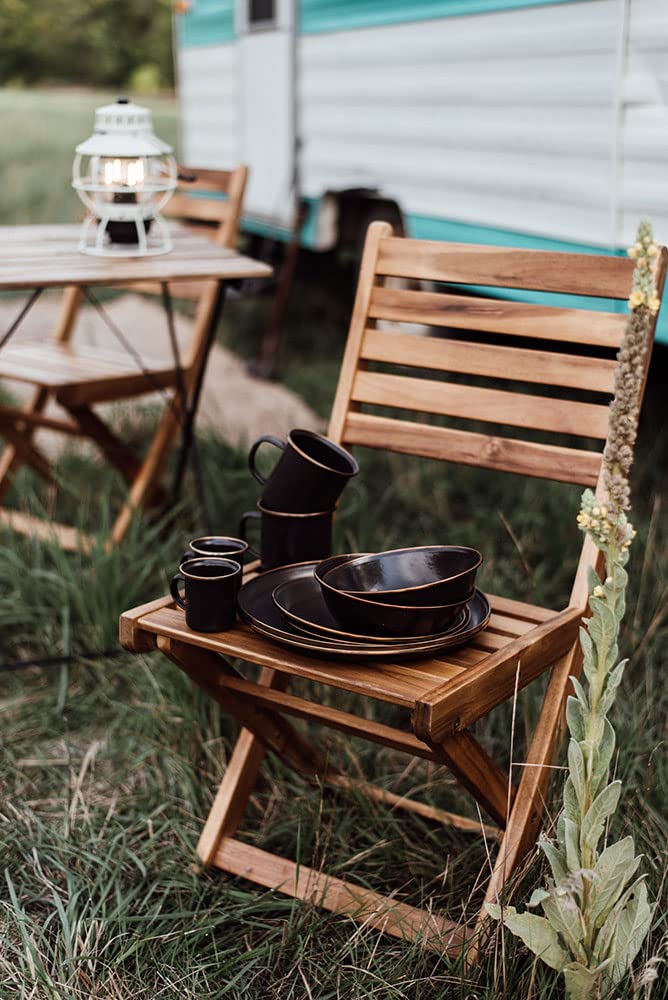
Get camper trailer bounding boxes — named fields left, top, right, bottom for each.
left=174, top=0, right=668, bottom=340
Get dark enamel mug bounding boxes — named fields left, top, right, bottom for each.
left=180, top=535, right=248, bottom=568
left=248, top=429, right=358, bottom=513
left=170, top=557, right=241, bottom=633
left=239, top=502, right=333, bottom=571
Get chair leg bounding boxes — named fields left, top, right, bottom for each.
left=0, top=288, right=82, bottom=504
left=438, top=730, right=515, bottom=828
left=156, top=636, right=336, bottom=782
left=197, top=667, right=288, bottom=865
left=109, top=399, right=181, bottom=547
left=474, top=641, right=581, bottom=940
left=0, top=387, right=51, bottom=502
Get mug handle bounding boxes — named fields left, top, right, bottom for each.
left=248, top=434, right=286, bottom=486
left=238, top=510, right=261, bottom=560
left=170, top=572, right=187, bottom=610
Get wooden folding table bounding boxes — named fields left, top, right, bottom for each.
left=0, top=223, right=271, bottom=548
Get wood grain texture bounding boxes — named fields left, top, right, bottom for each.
left=328, top=221, right=392, bottom=444
left=342, top=412, right=602, bottom=486
left=361, top=327, right=617, bottom=393
left=157, top=637, right=334, bottom=782
left=196, top=666, right=287, bottom=864
left=376, top=238, right=635, bottom=299
left=438, top=730, right=515, bottom=827
left=0, top=226, right=270, bottom=289
left=351, top=370, right=610, bottom=439
left=214, top=836, right=468, bottom=952
left=207, top=671, right=443, bottom=762
left=368, top=286, right=627, bottom=347
left=413, top=607, right=582, bottom=743
left=477, top=641, right=581, bottom=933
left=136, top=605, right=467, bottom=706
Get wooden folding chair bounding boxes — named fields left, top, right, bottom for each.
left=0, top=165, right=248, bottom=550
left=120, top=222, right=666, bottom=954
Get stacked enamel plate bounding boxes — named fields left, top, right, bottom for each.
left=237, top=546, right=490, bottom=660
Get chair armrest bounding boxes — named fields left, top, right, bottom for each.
left=412, top=605, right=582, bottom=744
left=119, top=594, right=173, bottom=653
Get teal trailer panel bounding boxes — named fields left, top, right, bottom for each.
left=300, top=0, right=587, bottom=34
left=178, top=0, right=235, bottom=46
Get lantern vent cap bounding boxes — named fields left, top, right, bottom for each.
left=75, top=97, right=173, bottom=157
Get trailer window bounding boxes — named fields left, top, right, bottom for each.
left=248, top=0, right=275, bottom=28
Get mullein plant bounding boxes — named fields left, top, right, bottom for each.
left=488, top=220, right=661, bottom=999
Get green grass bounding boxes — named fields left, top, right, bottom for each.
left=0, top=87, right=667, bottom=999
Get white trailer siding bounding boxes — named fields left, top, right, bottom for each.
left=177, top=43, right=240, bottom=167
left=299, top=1, right=621, bottom=247
left=620, top=0, right=668, bottom=246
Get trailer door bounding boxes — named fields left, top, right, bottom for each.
left=238, top=0, right=295, bottom=228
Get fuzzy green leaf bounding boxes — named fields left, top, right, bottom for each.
left=608, top=881, right=653, bottom=987
left=491, top=905, right=569, bottom=971
left=590, top=837, right=640, bottom=929
left=563, top=961, right=610, bottom=1000
left=588, top=597, right=618, bottom=654
left=566, top=696, right=586, bottom=742
left=599, top=660, right=628, bottom=716
left=594, top=877, right=647, bottom=968
left=539, top=840, right=568, bottom=883
left=579, top=626, right=596, bottom=682
left=588, top=565, right=602, bottom=594
left=528, top=888, right=550, bottom=908
left=570, top=675, right=589, bottom=710
left=580, top=781, right=621, bottom=855
left=568, top=740, right=587, bottom=810
left=563, top=777, right=580, bottom=823
left=564, top=817, right=581, bottom=871
left=591, top=719, right=616, bottom=797
left=542, top=892, right=587, bottom=962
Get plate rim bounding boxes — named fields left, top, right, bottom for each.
left=272, top=574, right=471, bottom=645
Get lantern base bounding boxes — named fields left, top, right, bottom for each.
left=78, top=213, right=172, bottom=257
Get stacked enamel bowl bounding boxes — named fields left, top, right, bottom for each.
left=316, top=546, right=481, bottom=638
left=237, top=545, right=490, bottom=660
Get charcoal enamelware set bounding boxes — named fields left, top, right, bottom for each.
left=171, top=428, right=490, bottom=657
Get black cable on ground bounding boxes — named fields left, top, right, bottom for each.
left=0, top=647, right=127, bottom=673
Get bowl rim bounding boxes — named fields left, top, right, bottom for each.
left=316, top=557, right=477, bottom=612
left=322, top=545, right=483, bottom=598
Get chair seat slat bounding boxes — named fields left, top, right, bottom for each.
left=361, top=327, right=617, bottom=393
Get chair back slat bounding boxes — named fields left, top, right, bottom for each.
left=375, top=237, right=636, bottom=298
left=328, top=221, right=667, bottom=488
left=344, top=413, right=602, bottom=486
left=360, top=328, right=617, bottom=394
left=350, top=370, right=611, bottom=439
left=163, top=164, right=248, bottom=249
left=368, top=286, right=627, bottom=348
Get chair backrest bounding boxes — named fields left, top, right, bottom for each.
left=164, top=164, right=248, bottom=249
left=328, top=223, right=666, bottom=608
left=328, top=222, right=666, bottom=492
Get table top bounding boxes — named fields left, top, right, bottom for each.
left=0, top=223, right=272, bottom=290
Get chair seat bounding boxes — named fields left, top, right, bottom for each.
left=123, top=591, right=555, bottom=709
left=0, top=342, right=181, bottom=406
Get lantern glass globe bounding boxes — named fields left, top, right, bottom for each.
left=72, top=98, right=177, bottom=257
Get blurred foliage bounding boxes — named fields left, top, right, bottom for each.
left=0, top=0, right=174, bottom=89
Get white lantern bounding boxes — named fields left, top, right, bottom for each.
left=72, top=98, right=177, bottom=257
